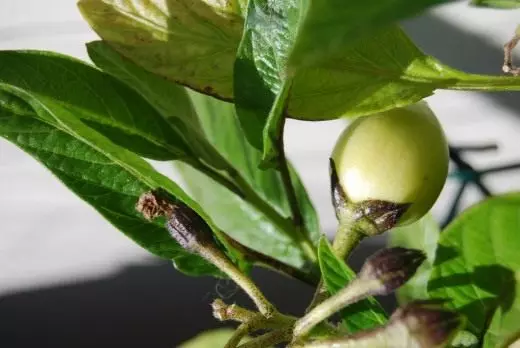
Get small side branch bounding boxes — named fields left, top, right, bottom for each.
left=277, top=118, right=318, bottom=263
left=503, top=27, right=520, bottom=76
left=278, top=126, right=303, bottom=228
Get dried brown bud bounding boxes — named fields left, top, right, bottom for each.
left=211, top=299, right=228, bottom=321
left=166, top=201, right=214, bottom=252
left=390, top=301, right=464, bottom=347
left=136, top=190, right=214, bottom=252
left=302, top=301, right=462, bottom=348
left=359, top=247, right=426, bottom=295
left=136, top=190, right=174, bottom=220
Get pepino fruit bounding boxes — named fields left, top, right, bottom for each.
left=331, top=102, right=449, bottom=228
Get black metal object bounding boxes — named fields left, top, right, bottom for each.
left=443, top=144, right=520, bottom=227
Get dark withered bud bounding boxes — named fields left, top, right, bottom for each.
left=136, top=190, right=214, bottom=252
left=166, top=201, right=214, bottom=252
left=359, top=247, right=426, bottom=295
left=136, top=190, right=174, bottom=221
left=390, top=301, right=464, bottom=347
left=301, top=300, right=461, bottom=348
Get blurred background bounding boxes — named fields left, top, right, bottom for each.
left=0, top=1, right=519, bottom=347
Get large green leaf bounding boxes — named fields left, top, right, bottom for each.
left=233, top=0, right=445, bottom=155
left=0, top=50, right=197, bottom=161
left=176, top=91, right=320, bottom=270
left=470, top=0, right=520, bottom=8
left=79, top=1, right=520, bottom=134
left=318, top=237, right=387, bottom=333
left=232, top=0, right=520, bottom=157
left=389, top=215, right=441, bottom=303
left=0, top=93, right=221, bottom=277
left=234, top=19, right=445, bottom=152
left=86, top=37, right=319, bottom=271
left=78, top=0, right=243, bottom=100
left=86, top=41, right=200, bottom=130
left=428, top=194, right=520, bottom=348
left=86, top=41, right=227, bottom=169
left=287, top=0, right=449, bottom=68
left=232, top=0, right=295, bottom=151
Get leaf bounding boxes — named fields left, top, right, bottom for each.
left=85, top=36, right=320, bottom=271
left=0, top=50, right=196, bottom=161
left=470, top=0, right=520, bottom=8
left=389, top=215, right=441, bottom=303
left=179, top=329, right=239, bottom=348
left=233, top=0, right=446, bottom=156
left=176, top=91, right=320, bottom=270
left=78, top=0, right=244, bottom=101
left=79, top=0, right=520, bottom=136
left=261, top=79, right=292, bottom=165
left=451, top=330, right=480, bottom=348
left=318, top=237, right=387, bottom=333
left=427, top=194, right=520, bottom=348
left=0, top=96, right=221, bottom=277
left=287, top=0, right=449, bottom=69
left=86, top=41, right=201, bottom=130
left=232, top=0, right=296, bottom=150
left=231, top=0, right=446, bottom=158
left=86, top=40, right=228, bottom=169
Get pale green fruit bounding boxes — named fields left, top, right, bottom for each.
left=331, top=101, right=449, bottom=226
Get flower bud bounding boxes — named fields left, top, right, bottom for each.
left=331, top=102, right=449, bottom=228
left=359, top=247, right=426, bottom=295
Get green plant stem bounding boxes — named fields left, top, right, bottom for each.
left=399, top=70, right=520, bottom=91
left=228, top=164, right=318, bottom=264
left=277, top=123, right=318, bottom=263
left=448, top=78, right=520, bottom=91
left=193, top=156, right=318, bottom=265
left=213, top=299, right=294, bottom=328
left=294, top=278, right=381, bottom=339
left=191, top=159, right=244, bottom=198
left=200, top=244, right=275, bottom=317
left=213, top=299, right=342, bottom=338
left=248, top=249, right=320, bottom=286
left=306, top=214, right=365, bottom=311
left=225, top=323, right=251, bottom=348
left=238, top=328, right=293, bottom=348
left=212, top=299, right=258, bottom=323
left=221, top=233, right=319, bottom=285
left=277, top=120, right=303, bottom=229
left=331, top=216, right=365, bottom=259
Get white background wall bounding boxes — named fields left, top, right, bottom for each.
left=1, top=0, right=519, bottom=301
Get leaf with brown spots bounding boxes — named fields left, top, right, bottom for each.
left=79, top=0, right=243, bottom=100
